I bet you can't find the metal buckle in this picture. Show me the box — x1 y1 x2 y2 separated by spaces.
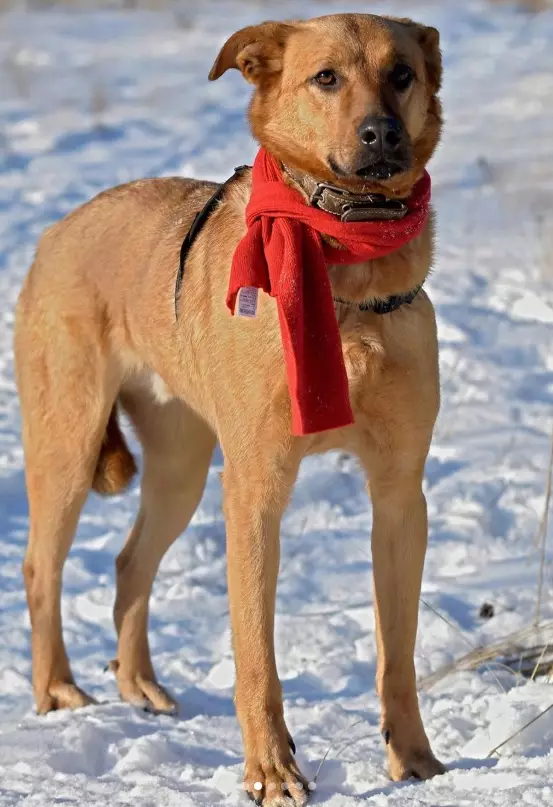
308 180 349 208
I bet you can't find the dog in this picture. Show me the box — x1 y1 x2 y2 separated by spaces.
14 13 445 805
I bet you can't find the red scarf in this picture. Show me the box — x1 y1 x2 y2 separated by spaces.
227 148 431 436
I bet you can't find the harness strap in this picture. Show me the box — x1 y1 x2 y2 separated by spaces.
175 165 250 319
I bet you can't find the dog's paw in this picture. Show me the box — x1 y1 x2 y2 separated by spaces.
388 745 446 781
243 759 311 806
108 661 178 714
36 682 97 714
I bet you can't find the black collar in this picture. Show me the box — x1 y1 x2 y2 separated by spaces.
175 164 422 319
333 283 423 314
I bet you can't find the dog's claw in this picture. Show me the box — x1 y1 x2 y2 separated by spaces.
246 788 263 805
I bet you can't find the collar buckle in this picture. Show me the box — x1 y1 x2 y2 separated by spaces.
308 179 349 208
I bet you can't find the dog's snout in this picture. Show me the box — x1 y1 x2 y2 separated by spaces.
358 116 403 153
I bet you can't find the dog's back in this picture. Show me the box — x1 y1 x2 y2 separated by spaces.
15 176 220 496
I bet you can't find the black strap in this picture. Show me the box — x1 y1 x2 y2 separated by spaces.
175 165 250 319
334 283 423 315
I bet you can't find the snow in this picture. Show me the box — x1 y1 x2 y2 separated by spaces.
1 0 553 805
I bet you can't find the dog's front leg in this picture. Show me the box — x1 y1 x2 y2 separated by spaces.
369 466 445 781
223 458 309 806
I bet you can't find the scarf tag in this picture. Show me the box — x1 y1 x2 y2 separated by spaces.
236 286 258 318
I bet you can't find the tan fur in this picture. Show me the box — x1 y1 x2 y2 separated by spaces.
14 14 445 804
92 407 137 495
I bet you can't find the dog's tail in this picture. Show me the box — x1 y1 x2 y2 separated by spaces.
92 406 137 496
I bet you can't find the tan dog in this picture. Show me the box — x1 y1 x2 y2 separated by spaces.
14 13 445 805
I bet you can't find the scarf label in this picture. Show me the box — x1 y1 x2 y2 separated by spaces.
237 286 258 318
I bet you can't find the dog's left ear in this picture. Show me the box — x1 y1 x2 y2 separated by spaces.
399 20 442 94
208 22 295 84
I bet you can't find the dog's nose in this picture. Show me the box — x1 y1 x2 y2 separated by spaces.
358 116 403 153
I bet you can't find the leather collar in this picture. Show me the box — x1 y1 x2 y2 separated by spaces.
283 164 409 222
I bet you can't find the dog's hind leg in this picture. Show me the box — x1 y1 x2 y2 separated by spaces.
112 390 216 713
14 282 123 714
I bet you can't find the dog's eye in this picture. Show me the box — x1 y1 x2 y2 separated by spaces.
313 70 338 88
389 63 414 92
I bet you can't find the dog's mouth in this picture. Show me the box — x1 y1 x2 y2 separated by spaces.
328 155 411 184
355 161 405 181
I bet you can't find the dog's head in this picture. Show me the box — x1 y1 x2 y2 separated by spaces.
209 14 442 196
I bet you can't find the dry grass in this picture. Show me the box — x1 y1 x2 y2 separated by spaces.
535 421 553 625
419 621 553 691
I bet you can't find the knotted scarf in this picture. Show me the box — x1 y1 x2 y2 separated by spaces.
227 147 431 436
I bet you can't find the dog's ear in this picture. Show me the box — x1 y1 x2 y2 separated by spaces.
416 24 442 93
208 22 295 84
398 20 442 93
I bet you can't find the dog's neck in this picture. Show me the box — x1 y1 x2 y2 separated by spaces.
276 163 429 312
281 164 410 223
176 160 430 319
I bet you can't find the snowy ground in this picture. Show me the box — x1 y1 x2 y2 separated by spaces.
1 1 553 804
